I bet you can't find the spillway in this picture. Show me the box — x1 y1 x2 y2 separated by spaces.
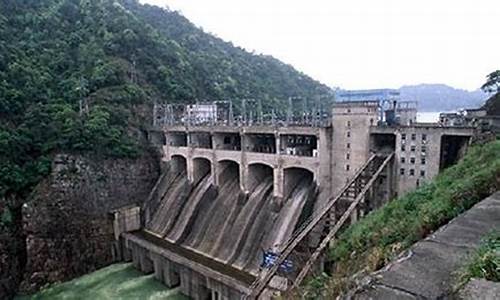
144 164 317 276
146 172 191 236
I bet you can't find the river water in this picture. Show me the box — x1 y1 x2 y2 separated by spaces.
15 263 187 300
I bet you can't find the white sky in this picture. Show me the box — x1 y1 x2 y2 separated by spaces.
140 0 500 91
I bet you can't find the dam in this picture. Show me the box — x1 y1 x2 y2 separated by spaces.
111 95 476 299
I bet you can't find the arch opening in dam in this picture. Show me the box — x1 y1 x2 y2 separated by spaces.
192 157 212 185
171 155 187 175
283 167 314 199
247 163 274 192
217 160 240 185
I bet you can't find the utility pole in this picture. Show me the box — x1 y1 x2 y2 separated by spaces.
229 100 234 126
242 99 247 126
286 97 292 126
302 97 307 124
258 99 263 125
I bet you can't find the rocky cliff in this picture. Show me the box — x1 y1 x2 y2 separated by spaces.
0 202 25 299
17 151 160 294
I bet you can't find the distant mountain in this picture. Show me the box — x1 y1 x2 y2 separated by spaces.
399 84 488 112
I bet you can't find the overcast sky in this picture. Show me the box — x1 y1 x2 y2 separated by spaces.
140 0 499 91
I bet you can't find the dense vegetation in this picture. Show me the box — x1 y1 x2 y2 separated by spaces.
481 70 500 115
457 232 500 286
0 0 329 220
306 140 500 298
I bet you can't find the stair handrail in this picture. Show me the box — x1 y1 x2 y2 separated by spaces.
244 153 383 299
293 152 394 287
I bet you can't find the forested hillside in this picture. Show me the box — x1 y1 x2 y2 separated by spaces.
0 0 329 206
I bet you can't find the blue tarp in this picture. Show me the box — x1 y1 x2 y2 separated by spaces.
261 251 293 273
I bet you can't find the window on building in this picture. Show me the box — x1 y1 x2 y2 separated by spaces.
346 164 350 171
347 121 351 127
410 157 415 164
401 133 406 140
370 118 374 125
401 144 406 152
422 134 427 141
346 153 350 160
400 168 405 175
411 133 416 141
401 157 405 163
347 143 350 149
421 145 427 153
420 170 426 177
347 109 351 113
411 145 416 152
347 131 351 138
409 169 415 176
421 157 426 165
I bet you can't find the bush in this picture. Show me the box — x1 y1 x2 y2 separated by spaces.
457 232 500 286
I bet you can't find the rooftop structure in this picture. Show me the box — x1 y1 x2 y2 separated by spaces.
336 88 400 103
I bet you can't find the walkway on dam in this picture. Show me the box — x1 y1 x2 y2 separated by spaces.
125 230 256 285
354 191 500 299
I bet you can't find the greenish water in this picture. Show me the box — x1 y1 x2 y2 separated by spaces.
16 263 188 300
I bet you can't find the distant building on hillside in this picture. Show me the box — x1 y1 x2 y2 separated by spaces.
336 89 400 103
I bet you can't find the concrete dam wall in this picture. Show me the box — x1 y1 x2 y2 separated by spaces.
143 158 318 274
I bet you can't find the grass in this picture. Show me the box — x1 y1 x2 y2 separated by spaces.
307 140 500 298
456 232 500 287
15 263 188 300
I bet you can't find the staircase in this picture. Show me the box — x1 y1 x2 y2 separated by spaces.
245 152 395 299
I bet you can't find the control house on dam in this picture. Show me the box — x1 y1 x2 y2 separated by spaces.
112 91 475 299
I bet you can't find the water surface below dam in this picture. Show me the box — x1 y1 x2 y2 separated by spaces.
16 263 187 300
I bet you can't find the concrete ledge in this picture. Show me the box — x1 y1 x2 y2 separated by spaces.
458 279 500 300
123 231 254 294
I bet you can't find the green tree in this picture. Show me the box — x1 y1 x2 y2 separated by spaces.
481 70 500 94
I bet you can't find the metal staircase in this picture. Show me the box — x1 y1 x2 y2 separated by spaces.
244 152 395 299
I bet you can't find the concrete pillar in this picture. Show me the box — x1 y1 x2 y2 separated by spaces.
151 254 162 281
139 247 153 273
162 260 180 288
187 147 194 183
275 132 281 154
241 164 249 194
240 132 249 193
273 164 284 198
180 267 191 297
211 134 219 187
131 243 140 269
122 239 132 262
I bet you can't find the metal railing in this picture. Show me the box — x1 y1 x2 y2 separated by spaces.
244 152 395 299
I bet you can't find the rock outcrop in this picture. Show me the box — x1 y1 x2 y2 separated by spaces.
0 203 25 299
18 152 160 294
